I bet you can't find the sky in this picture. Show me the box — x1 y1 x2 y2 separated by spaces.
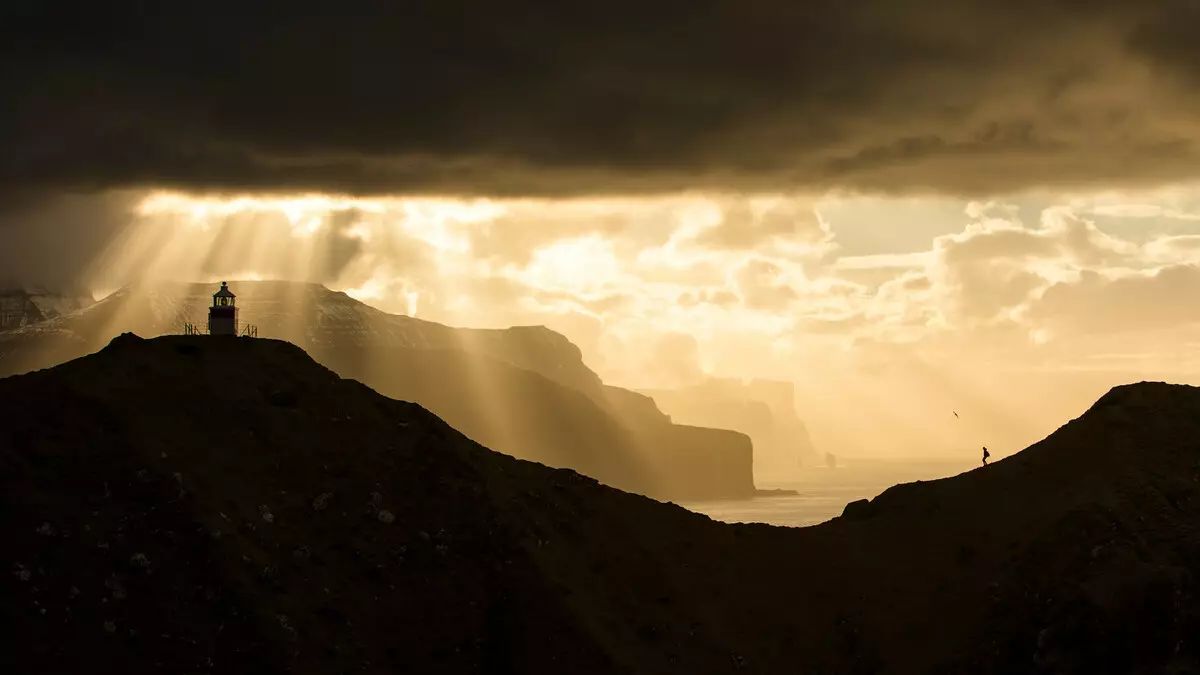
4 0 1200 459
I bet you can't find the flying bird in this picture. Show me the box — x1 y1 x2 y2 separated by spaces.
953 410 959 419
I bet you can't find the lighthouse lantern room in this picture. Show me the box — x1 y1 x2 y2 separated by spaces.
208 281 238 336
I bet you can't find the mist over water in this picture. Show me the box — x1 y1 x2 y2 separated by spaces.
683 459 977 527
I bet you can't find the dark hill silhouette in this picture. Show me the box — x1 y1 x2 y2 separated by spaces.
2 335 1199 674
0 281 752 501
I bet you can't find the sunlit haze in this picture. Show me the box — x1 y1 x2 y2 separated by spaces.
55 185 1200 464
8 0 1200 474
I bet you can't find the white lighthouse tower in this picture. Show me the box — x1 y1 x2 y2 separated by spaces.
207 281 238 336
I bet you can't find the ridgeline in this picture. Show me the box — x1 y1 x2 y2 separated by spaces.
2 335 1199 674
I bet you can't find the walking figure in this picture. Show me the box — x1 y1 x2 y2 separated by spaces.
982 446 990 466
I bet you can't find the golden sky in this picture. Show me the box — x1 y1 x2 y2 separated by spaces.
8 2 1200 467
72 184 1200 461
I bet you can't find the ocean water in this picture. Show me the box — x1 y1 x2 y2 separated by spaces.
681 459 978 528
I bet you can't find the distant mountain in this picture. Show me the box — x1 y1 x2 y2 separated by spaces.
2 334 1198 674
0 287 93 331
643 377 818 481
0 280 752 501
0 281 599 390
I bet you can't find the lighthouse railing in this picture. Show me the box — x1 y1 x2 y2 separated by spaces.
180 319 259 337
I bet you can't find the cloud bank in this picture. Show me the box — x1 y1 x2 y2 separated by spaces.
61 186 1198 457
5 1 1200 196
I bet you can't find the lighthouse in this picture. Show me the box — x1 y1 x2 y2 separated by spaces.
207 281 238 336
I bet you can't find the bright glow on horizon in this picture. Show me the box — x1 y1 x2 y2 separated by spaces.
75 186 1200 468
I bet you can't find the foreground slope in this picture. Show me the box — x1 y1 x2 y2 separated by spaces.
2 336 1200 675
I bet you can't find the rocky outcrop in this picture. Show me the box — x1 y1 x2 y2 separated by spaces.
0 281 753 501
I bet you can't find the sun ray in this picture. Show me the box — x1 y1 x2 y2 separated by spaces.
44 185 1200 476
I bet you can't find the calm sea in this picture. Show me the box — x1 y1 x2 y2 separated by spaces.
681 459 977 528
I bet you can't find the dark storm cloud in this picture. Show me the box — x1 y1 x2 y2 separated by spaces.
3 0 1199 196
0 191 138 290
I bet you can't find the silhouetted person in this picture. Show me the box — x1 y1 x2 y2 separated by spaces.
982 446 990 466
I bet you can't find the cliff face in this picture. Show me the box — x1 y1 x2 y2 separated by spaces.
646 425 755 499
2 335 1199 674
313 345 666 498
0 288 93 331
644 377 818 481
599 385 672 428
0 281 752 501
